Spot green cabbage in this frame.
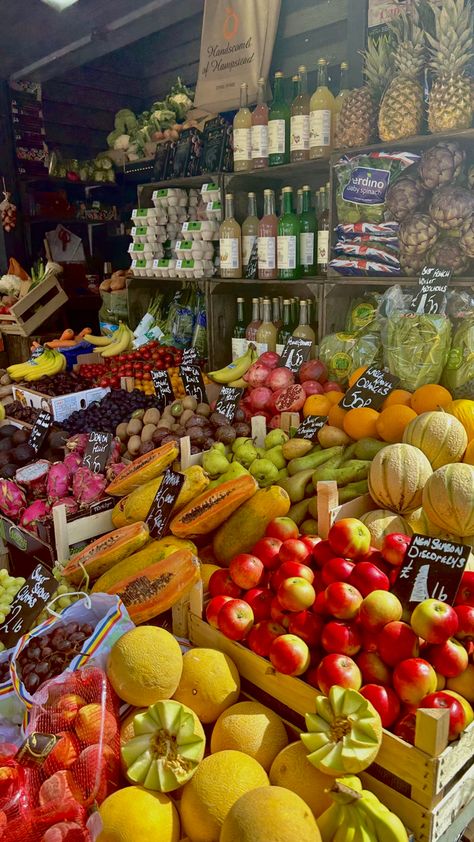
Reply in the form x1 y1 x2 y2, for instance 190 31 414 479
167 93 192 121
151 109 176 130
114 109 137 133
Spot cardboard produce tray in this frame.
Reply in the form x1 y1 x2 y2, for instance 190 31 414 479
0 274 68 337
12 384 109 422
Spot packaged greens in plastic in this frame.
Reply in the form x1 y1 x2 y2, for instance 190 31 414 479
335 152 419 224
350 327 384 375
442 315 474 398
191 291 208 360
319 332 358 385
345 293 381 333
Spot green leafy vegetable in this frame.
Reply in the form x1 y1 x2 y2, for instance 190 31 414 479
385 313 452 390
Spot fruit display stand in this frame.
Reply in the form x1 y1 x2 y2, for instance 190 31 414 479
179 415 266 470
11 384 109 423
51 501 114 564
0 273 68 337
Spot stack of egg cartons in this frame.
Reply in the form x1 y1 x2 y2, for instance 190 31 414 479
149 187 190 278
129 205 168 277
174 184 221 279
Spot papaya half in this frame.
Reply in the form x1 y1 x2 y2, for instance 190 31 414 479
106 441 179 496
91 536 196 594
113 465 209 528
169 474 258 538
61 521 150 585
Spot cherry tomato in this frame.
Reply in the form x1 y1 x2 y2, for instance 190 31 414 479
164 354 174 366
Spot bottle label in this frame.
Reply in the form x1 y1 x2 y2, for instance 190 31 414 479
233 127 251 161
277 235 297 270
258 236 276 270
255 342 269 356
317 230 330 264
232 337 248 360
251 124 268 159
300 232 315 266
242 235 257 267
310 109 332 148
290 115 310 151
268 119 286 155
275 343 285 356
220 238 240 270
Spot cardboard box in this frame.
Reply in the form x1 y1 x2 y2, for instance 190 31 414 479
11 384 109 422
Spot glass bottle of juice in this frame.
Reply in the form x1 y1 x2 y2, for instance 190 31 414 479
268 72 290 166
233 82 252 172
293 299 316 358
278 186 301 280
219 193 241 278
232 297 247 359
258 189 278 280
256 297 277 353
292 74 300 101
276 299 293 355
299 184 318 277
245 297 262 342
242 192 259 273
272 297 283 330
251 77 269 169
291 65 310 162
317 184 330 276
310 58 335 159
334 62 349 147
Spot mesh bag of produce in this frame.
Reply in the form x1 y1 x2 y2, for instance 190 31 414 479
0 648 24 745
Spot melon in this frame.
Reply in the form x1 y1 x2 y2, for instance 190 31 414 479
269 742 333 818
360 510 413 548
220 786 322 842
422 463 474 537
368 443 432 514
402 411 467 469
173 648 240 724
107 626 183 707
446 399 474 440
406 507 459 540
97 786 180 842
210 701 288 772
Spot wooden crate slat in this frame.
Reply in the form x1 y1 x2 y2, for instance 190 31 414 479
0 275 68 337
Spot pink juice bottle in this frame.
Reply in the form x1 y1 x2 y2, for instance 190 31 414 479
258 189 278 280
251 77 269 170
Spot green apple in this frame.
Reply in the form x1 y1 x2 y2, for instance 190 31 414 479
265 445 287 470
265 429 289 449
249 457 279 487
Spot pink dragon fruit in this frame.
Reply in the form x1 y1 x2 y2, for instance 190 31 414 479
64 452 82 478
14 461 50 500
106 438 122 465
20 499 51 535
0 480 27 518
66 434 89 455
47 462 70 503
51 497 78 517
72 467 107 508
106 462 127 483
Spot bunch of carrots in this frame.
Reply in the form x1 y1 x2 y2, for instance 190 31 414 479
31 328 92 353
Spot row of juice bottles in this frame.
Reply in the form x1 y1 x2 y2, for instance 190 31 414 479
219 185 330 280
233 62 349 170
232 296 317 358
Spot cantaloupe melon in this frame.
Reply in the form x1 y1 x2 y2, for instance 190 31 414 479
97 786 180 842
360 510 412 548
422 463 474 536
368 443 432 514
269 742 333 818
210 701 288 771
219 786 322 842
173 649 240 724
402 411 467 469
107 626 182 707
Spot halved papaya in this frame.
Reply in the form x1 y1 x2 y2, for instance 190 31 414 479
169 474 258 538
62 521 150 585
106 442 179 496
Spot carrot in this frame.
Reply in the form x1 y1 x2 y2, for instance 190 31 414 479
60 329 75 341
45 340 77 348
76 327 92 338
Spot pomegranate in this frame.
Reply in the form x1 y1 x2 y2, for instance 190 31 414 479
248 387 273 412
268 388 285 413
301 380 325 396
266 366 295 392
275 384 306 412
299 359 328 383
324 381 344 393
258 351 281 369
243 362 272 388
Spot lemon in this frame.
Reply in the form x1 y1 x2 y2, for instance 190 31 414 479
211 701 288 771
173 648 239 724
107 626 182 706
97 786 180 842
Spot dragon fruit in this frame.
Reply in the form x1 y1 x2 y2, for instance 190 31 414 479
14 461 50 499
0 480 27 518
72 467 107 508
107 438 122 465
66 434 89 455
51 497 78 517
47 462 70 502
106 462 127 483
20 500 51 535
64 452 82 478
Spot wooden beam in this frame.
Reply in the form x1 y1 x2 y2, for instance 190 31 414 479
43 101 117 133
281 0 348 39
42 80 141 113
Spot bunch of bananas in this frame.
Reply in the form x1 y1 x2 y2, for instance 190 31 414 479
208 344 257 386
87 321 134 358
7 348 66 382
318 776 408 842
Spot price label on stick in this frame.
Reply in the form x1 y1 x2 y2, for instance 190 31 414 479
28 410 52 455
182 348 200 366
151 369 174 411
392 534 470 615
278 338 312 373
82 432 113 474
215 386 244 423
296 415 328 442
341 367 400 411
0 563 57 649
410 266 452 315
180 365 206 404
146 468 185 539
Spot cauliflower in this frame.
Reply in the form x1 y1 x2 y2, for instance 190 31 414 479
0 275 21 296
113 134 130 151
151 108 176 130
167 93 193 122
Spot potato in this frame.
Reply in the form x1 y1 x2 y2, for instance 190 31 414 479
128 435 142 455
127 418 143 436
143 408 161 426
141 423 156 443
116 422 129 442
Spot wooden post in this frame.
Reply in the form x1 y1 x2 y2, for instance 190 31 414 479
251 416 266 448
180 436 204 470
317 481 339 539
280 412 300 435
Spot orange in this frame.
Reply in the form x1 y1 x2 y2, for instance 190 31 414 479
411 384 452 415
343 407 380 441
375 405 418 443
348 366 368 388
303 394 331 418
382 389 413 410
325 391 344 406
328 403 347 430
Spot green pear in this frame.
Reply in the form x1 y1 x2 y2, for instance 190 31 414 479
277 467 289 480
288 445 344 476
265 445 287 470
289 498 311 526
300 519 318 535
202 449 231 477
354 438 387 461
233 441 259 468
256 447 266 458
249 457 279 487
211 441 227 454
264 429 289 449
207 461 250 490
277 468 315 503
232 436 252 454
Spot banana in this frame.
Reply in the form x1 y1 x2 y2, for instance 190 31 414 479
208 344 256 384
100 323 133 357
357 792 408 842
317 803 345 842
86 333 113 346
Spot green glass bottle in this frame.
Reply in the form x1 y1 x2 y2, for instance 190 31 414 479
299 184 318 277
276 298 293 355
277 186 301 280
232 297 247 359
268 71 290 166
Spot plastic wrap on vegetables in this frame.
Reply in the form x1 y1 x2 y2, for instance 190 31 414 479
191 293 208 359
330 257 401 276
350 327 383 375
442 315 474 397
345 293 381 333
385 312 452 391
319 332 358 385
335 152 419 224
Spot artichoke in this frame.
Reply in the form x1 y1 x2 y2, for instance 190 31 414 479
428 237 471 275
460 214 474 256
429 186 474 230
419 141 466 190
468 165 474 190
399 249 427 276
399 213 439 255
386 177 427 221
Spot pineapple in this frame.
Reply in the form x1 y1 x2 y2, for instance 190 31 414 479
426 0 473 133
336 36 394 148
378 9 426 141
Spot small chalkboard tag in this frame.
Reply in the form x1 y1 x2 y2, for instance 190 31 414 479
28 410 52 455
245 240 258 279
89 496 115 515
146 468 185 539
393 534 470 613
215 386 244 422
16 733 59 769
182 347 200 365
82 432 113 474
296 415 328 442
341 367 400 411
180 364 206 404
410 266 453 315
151 369 175 412
0 563 57 649
278 338 313 373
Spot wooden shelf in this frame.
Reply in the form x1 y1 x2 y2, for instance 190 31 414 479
330 127 474 160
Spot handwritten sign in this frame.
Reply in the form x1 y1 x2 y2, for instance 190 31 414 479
410 266 452 315
151 369 175 411
341 367 400 411
146 468 185 539
180 365 206 404
278 338 313 373
0 563 57 649
215 386 244 423
28 410 52 455
296 415 328 442
89 496 116 515
182 347 200 366
82 432 113 474
392 534 470 614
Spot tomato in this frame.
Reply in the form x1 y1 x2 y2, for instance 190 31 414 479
164 354 174 366
142 372 152 381
143 363 152 372
99 378 109 388
153 360 165 370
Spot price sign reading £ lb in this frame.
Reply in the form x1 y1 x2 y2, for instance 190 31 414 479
393 534 470 614
341 367 400 412
146 468 185 539
28 411 52 455
82 432 113 474
278 338 313 373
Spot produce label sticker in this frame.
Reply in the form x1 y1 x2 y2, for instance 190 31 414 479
0 563 57 649
82 432 113 474
132 209 148 219
16 732 59 768
28 410 52 455
89 496 116 516
342 166 391 206
341 367 400 411
180 365 206 404
215 386 244 422
278 338 313 373
410 266 453 315
151 369 174 412
393 534 470 614
296 415 328 442
182 348 200 366
146 468 185 539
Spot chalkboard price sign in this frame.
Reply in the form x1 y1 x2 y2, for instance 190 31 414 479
410 266 452 315
146 468 185 539
180 365 206 404
296 415 328 441
89 496 116 515
82 432 113 474
182 348 200 366
0 563 57 649
28 410 52 455
341 367 400 411
278 338 313 373
393 534 470 613
215 386 244 422
151 369 175 411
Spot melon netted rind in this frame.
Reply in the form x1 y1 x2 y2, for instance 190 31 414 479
98 786 180 842
360 509 413 548
107 626 183 707
402 411 468 470
210 701 288 771
173 648 241 724
368 443 432 514
422 462 474 537
269 741 333 818
219 785 322 842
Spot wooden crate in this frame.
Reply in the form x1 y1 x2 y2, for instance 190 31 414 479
0 274 68 337
52 502 114 563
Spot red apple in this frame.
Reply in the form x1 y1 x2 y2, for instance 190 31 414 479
321 620 362 656
393 709 417 745
277 577 316 612
410 599 459 644
72 744 119 805
278 538 311 564
44 732 80 775
356 651 392 687
312 540 336 568
206 595 233 629
288 610 324 646
247 620 285 657
265 517 299 542
209 568 241 599
244 588 273 622
454 604 474 641
269 634 310 676
316 653 362 695
420 691 466 740
74 704 117 745
454 571 474 606
324 582 363 620
348 562 390 597
377 621 420 666
312 590 330 616
229 553 264 590
56 694 86 725
358 591 403 631
271 561 314 592
360 685 401 728
270 596 290 629
321 557 355 586
251 537 282 569
328 518 371 559
424 637 469 678
323 381 344 393
359 628 380 653
381 533 411 567
301 535 321 555
218 598 254 641
393 658 438 705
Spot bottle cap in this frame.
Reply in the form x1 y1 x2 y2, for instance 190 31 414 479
275 71 284 78
282 186 293 193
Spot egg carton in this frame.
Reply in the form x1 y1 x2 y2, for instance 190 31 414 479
201 183 220 203
152 188 188 209
181 220 219 241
